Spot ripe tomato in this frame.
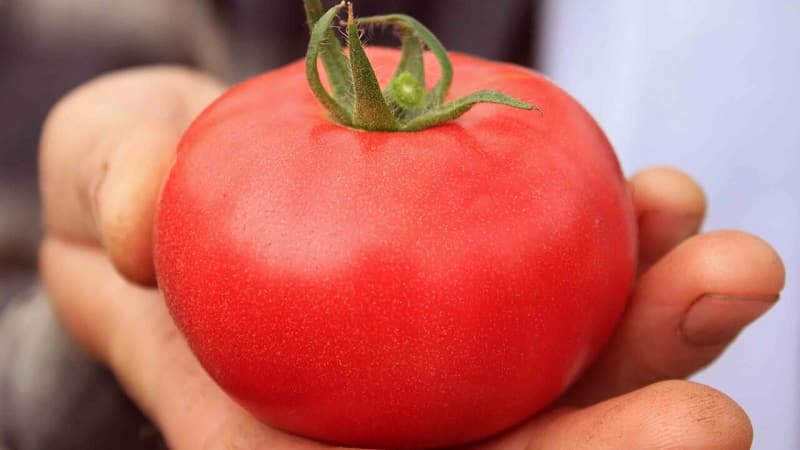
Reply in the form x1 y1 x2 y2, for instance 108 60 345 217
155 47 636 448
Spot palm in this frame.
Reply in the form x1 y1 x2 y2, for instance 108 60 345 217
39 68 783 450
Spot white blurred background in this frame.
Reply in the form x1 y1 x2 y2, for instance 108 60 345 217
541 1 799 448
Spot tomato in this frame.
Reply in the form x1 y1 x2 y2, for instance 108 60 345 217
155 6 636 448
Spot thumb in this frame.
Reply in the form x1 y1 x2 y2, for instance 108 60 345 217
39 66 225 284
86 124 179 284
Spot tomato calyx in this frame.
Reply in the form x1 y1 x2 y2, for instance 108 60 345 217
304 1 537 132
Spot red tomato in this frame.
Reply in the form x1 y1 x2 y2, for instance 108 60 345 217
155 48 636 448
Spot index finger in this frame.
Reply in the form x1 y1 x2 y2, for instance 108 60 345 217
39 66 225 284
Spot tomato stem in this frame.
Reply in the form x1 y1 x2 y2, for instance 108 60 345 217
304 1 536 132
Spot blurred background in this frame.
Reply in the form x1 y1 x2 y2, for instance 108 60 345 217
541 3 799 449
0 0 796 449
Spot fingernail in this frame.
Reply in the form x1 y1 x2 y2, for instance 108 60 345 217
682 294 778 346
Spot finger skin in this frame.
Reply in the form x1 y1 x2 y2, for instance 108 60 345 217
39 66 224 284
631 167 706 216
478 380 752 450
93 124 180 283
630 167 707 271
566 230 785 405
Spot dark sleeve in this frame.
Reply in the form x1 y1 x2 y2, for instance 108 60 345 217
0 285 165 450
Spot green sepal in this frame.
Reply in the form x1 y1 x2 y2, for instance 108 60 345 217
345 3 400 131
303 0 354 108
305 2 353 125
401 90 535 131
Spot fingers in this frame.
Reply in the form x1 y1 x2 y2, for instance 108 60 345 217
630 167 706 272
481 380 752 450
40 66 225 284
566 230 785 405
40 237 330 450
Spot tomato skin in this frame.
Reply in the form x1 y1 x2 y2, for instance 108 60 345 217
155 49 636 449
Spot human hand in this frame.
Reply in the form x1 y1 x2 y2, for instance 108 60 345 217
39 67 785 449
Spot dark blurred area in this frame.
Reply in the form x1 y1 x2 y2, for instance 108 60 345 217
0 1 208 306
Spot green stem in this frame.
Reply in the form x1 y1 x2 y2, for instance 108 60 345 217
303 1 535 132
